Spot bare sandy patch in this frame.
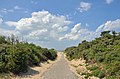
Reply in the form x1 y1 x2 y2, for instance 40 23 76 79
64 54 99 79
13 52 62 79
66 59 86 79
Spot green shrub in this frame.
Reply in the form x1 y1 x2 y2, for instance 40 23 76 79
92 69 100 77
88 66 98 71
98 70 105 78
64 31 120 78
106 76 117 79
0 35 57 74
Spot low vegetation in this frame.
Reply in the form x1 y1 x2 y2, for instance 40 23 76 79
64 31 120 79
0 35 57 76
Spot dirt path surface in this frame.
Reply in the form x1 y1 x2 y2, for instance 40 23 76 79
42 54 79 79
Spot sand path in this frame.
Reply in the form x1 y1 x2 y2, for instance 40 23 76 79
41 53 78 79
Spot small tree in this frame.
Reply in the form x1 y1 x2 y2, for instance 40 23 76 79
100 31 110 37
112 31 117 39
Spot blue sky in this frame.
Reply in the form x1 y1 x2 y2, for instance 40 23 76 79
0 0 120 50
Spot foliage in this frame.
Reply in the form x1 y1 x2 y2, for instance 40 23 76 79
0 35 57 74
64 31 120 79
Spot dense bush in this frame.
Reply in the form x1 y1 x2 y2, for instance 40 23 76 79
64 31 120 79
0 35 57 74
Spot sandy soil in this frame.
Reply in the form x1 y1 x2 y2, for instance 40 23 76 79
42 53 78 79
13 52 62 79
64 54 99 79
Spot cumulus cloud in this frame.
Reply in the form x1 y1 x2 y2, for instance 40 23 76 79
0 27 16 36
6 10 71 42
77 2 91 12
2 10 120 50
59 23 81 40
106 0 114 4
96 19 120 33
59 23 96 41
60 19 120 41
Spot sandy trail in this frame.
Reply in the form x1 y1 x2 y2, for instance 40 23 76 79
41 53 78 79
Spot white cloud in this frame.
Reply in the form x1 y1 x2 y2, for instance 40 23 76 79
28 29 48 37
0 8 14 13
24 10 29 13
6 10 71 42
31 1 38 4
14 6 22 10
96 19 120 33
106 0 114 4
0 18 3 24
2 10 120 50
0 27 16 36
59 23 95 41
77 2 91 12
0 6 24 14
0 18 19 36
71 23 81 34
59 23 81 40
60 19 120 41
